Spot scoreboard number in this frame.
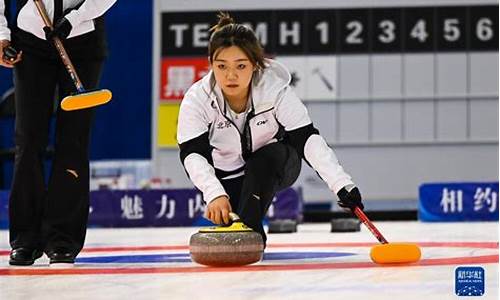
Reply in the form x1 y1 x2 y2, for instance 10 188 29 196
410 20 429 43
346 21 364 44
316 22 329 45
378 20 396 43
443 18 461 42
476 18 493 42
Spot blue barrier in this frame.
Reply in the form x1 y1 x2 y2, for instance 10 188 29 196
89 188 301 227
0 188 301 229
419 182 499 222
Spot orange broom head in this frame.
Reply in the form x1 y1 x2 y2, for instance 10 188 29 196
61 89 112 111
370 243 421 264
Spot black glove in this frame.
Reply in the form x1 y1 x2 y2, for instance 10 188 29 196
337 186 364 210
44 17 72 41
2 45 18 62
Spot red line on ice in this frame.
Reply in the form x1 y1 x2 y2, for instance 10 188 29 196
0 254 497 276
2 241 495 256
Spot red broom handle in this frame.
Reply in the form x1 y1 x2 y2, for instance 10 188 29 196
352 206 389 245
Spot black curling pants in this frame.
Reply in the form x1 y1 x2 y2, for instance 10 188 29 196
9 52 103 255
220 142 301 244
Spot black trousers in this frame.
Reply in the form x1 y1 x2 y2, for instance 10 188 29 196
220 142 301 244
9 52 103 254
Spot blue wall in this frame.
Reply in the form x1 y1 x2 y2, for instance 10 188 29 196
0 0 153 187
93 0 152 160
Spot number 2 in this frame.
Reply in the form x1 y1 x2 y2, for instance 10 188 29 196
346 20 363 44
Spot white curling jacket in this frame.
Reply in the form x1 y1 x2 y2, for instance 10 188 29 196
177 59 354 204
0 0 117 41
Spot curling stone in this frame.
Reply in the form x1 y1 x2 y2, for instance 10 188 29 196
267 219 298 233
331 218 361 232
189 213 264 267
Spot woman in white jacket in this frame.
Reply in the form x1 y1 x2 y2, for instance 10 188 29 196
177 12 363 244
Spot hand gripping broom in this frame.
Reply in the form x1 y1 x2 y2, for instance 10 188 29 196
33 0 112 111
353 206 422 264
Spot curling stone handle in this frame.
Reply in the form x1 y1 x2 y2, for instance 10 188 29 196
229 212 241 222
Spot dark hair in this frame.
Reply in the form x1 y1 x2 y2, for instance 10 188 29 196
208 12 266 71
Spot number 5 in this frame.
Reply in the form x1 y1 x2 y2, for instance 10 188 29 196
444 18 460 42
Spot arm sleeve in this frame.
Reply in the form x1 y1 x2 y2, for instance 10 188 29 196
275 86 354 194
64 0 117 27
0 0 10 41
182 153 228 204
177 96 227 204
303 134 354 194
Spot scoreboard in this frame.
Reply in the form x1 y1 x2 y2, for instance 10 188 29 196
161 6 497 56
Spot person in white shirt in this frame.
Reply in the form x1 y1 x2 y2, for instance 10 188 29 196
177 12 364 245
0 0 116 266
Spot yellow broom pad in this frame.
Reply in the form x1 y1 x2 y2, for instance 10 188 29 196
370 243 421 264
61 89 112 111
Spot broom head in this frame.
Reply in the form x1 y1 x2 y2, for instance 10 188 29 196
370 242 421 264
61 89 112 111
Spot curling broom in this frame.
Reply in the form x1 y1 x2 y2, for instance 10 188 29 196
33 0 112 111
352 206 421 264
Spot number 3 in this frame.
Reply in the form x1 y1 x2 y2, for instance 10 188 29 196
378 20 396 43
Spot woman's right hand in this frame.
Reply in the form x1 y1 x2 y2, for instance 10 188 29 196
205 195 232 225
0 40 22 68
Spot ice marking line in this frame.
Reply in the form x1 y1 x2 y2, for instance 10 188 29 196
75 251 356 264
0 255 497 276
0 241 497 256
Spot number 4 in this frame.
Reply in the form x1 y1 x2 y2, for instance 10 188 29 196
410 19 428 42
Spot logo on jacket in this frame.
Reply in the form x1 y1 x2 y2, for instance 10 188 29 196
256 120 268 126
216 120 232 129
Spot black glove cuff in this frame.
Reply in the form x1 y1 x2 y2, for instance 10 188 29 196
45 18 73 41
56 18 73 40
337 187 349 200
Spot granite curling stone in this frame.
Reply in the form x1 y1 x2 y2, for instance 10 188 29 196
267 219 298 233
331 218 361 232
189 213 264 267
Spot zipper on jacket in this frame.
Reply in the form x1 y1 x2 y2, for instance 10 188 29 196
210 90 274 162
219 104 255 161
241 110 254 161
